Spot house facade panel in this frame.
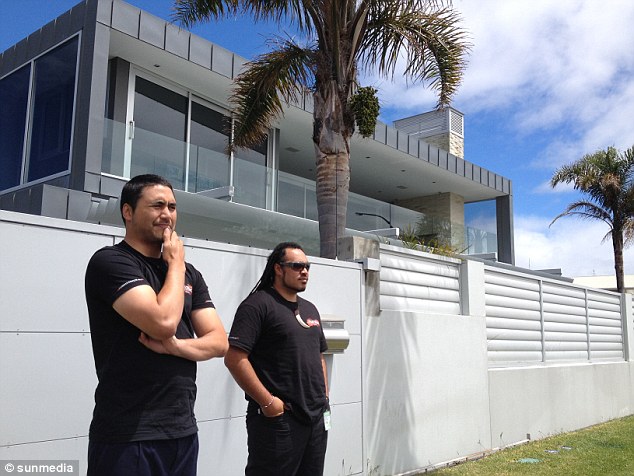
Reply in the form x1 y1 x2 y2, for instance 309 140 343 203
0 0 514 263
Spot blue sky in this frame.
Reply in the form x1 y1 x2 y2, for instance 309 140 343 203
3 0 634 277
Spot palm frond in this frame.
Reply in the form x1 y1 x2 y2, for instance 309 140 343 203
550 200 612 228
359 2 470 107
172 0 313 33
172 0 239 27
230 37 315 149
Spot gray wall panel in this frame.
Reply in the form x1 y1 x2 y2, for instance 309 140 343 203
81 23 113 177
325 402 364 475
0 333 96 446
26 31 43 60
165 23 190 59
96 0 113 25
373 123 387 144
39 20 57 53
139 11 165 48
195 356 244 421
0 438 88 467
13 39 29 68
196 418 248 476
70 2 87 32
1 222 112 332
111 1 140 38
54 11 73 44
438 151 448 170
408 135 419 157
0 212 362 474
386 127 398 149
211 44 233 78
397 130 408 152
328 334 362 403
190 35 212 69
429 145 439 166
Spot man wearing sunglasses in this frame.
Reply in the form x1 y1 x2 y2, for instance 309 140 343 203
225 242 329 476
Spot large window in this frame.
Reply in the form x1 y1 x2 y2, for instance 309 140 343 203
188 101 230 193
0 36 78 192
0 65 30 190
131 77 188 189
103 73 269 206
465 200 498 254
27 37 78 182
233 140 268 208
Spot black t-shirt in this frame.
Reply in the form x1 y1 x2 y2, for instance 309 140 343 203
84 240 214 442
229 287 328 423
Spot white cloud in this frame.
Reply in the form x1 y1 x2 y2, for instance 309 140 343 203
533 179 574 195
372 1 634 150
366 1 634 277
514 214 634 277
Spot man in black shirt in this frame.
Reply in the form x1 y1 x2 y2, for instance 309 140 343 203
85 174 228 476
225 242 329 476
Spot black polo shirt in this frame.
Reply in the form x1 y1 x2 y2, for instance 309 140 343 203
85 240 214 442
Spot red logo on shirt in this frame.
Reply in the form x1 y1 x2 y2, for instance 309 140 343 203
184 284 193 295
306 318 320 327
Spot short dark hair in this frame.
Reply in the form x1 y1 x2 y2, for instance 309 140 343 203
120 174 173 225
250 242 304 295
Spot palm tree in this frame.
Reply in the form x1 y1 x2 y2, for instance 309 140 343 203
550 146 634 293
174 0 470 258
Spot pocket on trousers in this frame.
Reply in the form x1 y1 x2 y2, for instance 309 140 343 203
257 413 292 455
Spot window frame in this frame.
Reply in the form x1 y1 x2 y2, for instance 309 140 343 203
0 33 81 193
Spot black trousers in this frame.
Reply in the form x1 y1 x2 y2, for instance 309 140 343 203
245 410 328 476
87 433 198 476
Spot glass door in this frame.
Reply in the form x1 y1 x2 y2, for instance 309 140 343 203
117 70 272 207
188 99 231 193
125 74 188 190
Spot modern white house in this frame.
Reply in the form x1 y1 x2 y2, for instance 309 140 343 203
0 0 514 263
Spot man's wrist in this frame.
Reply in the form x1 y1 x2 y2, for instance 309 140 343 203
260 395 275 409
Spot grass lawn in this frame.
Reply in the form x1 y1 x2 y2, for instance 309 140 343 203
426 414 634 475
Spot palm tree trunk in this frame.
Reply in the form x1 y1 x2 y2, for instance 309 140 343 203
612 231 625 293
313 82 352 259
314 149 350 258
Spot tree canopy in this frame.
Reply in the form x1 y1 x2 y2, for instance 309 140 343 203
551 146 634 292
173 0 470 257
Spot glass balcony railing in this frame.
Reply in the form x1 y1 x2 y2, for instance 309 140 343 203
102 118 497 256
103 118 271 204
277 172 498 255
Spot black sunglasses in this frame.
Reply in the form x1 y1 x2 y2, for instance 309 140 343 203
279 261 311 271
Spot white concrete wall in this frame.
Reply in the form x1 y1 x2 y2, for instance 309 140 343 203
3 210 634 476
363 244 634 475
364 310 491 476
488 362 634 448
0 211 363 475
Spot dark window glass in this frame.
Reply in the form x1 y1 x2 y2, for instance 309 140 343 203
131 77 187 189
234 137 268 207
27 36 78 182
188 102 230 192
0 65 30 190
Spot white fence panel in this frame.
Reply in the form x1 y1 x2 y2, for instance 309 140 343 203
587 290 623 361
484 266 625 366
379 245 461 315
484 269 544 364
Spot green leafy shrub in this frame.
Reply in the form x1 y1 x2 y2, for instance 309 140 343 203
350 86 380 138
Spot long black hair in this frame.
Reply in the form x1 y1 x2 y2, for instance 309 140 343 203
250 242 304 296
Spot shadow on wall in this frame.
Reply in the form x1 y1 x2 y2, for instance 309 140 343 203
365 309 493 475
